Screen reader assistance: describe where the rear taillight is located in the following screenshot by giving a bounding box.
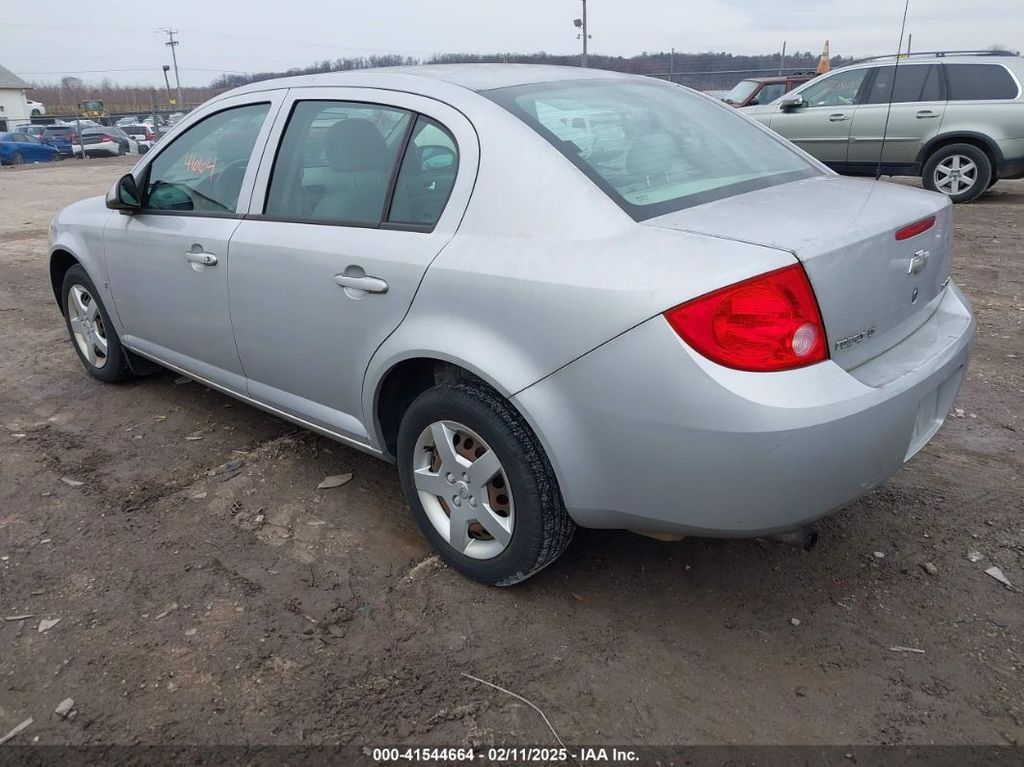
[664,264,828,372]
[101,136,113,143]
[146,132,156,141]
[895,216,936,241]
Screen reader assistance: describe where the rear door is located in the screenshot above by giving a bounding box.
[848,64,946,168]
[104,93,283,393]
[228,87,478,443]
[768,67,872,164]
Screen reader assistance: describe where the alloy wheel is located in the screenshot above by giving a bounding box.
[412,420,514,560]
[67,284,108,369]
[933,154,977,197]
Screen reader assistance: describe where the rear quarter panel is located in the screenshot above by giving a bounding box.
[363,95,796,436]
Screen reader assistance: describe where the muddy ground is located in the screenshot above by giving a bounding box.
[0,158,1021,749]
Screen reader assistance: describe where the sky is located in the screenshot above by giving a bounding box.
[2,0,1021,87]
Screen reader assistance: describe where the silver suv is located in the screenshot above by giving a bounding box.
[744,51,1024,203]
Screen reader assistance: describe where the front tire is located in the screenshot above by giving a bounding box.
[922,143,991,203]
[61,265,132,383]
[11,152,24,165]
[397,380,575,586]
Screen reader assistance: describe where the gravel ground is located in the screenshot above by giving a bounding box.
[0,158,1021,748]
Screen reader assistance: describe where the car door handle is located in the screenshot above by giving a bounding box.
[333,274,388,294]
[828,113,850,122]
[185,251,218,266]
[916,110,939,119]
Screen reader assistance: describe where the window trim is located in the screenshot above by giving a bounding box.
[258,98,460,234]
[137,100,273,220]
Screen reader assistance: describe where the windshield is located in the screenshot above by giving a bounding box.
[722,79,760,105]
[484,79,819,220]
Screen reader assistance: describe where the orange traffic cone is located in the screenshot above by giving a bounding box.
[816,39,831,74]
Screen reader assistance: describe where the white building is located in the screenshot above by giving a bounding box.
[0,64,32,131]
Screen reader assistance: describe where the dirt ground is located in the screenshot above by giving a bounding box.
[0,157,1021,749]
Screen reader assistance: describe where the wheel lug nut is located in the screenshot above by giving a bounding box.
[452,497,462,507]
[462,473,469,482]
[445,473,454,484]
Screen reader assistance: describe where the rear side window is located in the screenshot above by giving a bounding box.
[387,116,459,227]
[946,64,1019,100]
[864,64,943,104]
[144,103,269,214]
[484,79,819,220]
[265,101,412,226]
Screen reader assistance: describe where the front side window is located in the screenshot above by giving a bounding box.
[265,101,412,226]
[485,79,819,220]
[946,64,1019,101]
[797,68,870,107]
[144,103,269,214]
[864,64,942,104]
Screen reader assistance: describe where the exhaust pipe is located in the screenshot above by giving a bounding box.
[769,525,819,551]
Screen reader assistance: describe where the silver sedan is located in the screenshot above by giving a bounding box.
[49,65,974,585]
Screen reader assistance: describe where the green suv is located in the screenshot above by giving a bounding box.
[743,51,1024,202]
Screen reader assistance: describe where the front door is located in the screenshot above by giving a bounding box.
[228,88,477,443]
[768,67,872,165]
[104,95,282,392]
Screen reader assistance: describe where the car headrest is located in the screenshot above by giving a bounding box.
[323,118,389,173]
[625,132,678,179]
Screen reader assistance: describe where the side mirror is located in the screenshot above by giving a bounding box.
[779,95,804,112]
[106,173,142,212]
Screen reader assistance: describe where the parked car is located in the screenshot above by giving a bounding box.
[27,99,46,116]
[722,73,816,107]
[744,51,1024,202]
[49,65,974,585]
[14,124,47,140]
[0,131,58,164]
[109,125,142,154]
[79,128,125,157]
[40,125,81,158]
[119,124,158,154]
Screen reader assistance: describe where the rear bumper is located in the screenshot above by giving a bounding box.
[514,283,974,536]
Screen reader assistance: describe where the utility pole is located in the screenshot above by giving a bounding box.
[161,29,183,108]
[670,47,675,83]
[779,40,786,75]
[581,0,588,67]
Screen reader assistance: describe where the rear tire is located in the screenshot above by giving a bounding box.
[397,379,575,586]
[11,152,24,165]
[922,143,991,203]
[61,265,132,383]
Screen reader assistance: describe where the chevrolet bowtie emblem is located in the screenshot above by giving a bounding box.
[908,250,930,276]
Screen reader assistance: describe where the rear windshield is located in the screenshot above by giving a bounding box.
[484,79,819,220]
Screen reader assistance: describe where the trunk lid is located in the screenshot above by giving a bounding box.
[643,175,953,370]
